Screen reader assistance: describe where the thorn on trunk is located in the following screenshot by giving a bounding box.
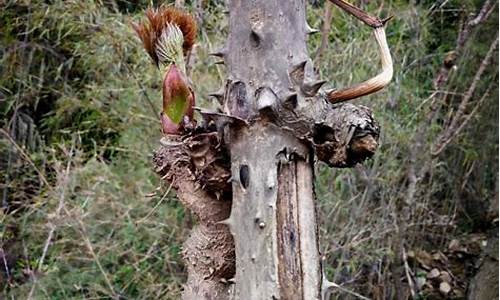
[214,60,225,65]
[209,48,227,58]
[289,61,307,85]
[283,92,298,110]
[256,87,278,119]
[218,217,233,227]
[196,109,247,135]
[325,88,337,96]
[301,80,326,96]
[226,81,250,119]
[306,22,319,34]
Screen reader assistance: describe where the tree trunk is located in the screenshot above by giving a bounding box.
[222,1,322,298]
[228,123,321,299]
[153,0,383,298]
[221,1,379,299]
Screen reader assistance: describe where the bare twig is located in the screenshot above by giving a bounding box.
[202,28,224,83]
[467,0,495,27]
[452,82,495,141]
[434,0,496,90]
[136,181,174,224]
[36,152,72,270]
[28,142,74,299]
[406,1,497,204]
[323,280,371,300]
[0,247,10,281]
[111,39,158,117]
[2,114,16,209]
[75,216,118,299]
[460,161,476,191]
[402,247,416,297]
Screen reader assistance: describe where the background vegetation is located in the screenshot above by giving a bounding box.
[1,0,498,299]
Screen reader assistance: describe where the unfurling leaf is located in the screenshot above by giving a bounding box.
[133,6,197,135]
[132,6,197,67]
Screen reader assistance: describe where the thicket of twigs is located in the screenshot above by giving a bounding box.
[1,0,498,299]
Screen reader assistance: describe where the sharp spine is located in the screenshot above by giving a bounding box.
[302,80,326,96]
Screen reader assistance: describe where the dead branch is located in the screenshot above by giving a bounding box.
[406,0,497,205]
[402,247,416,298]
[434,0,497,90]
[328,0,385,28]
[468,0,496,26]
[314,1,333,61]
[326,0,393,103]
[432,33,498,156]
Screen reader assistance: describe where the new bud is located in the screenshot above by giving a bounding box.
[161,64,195,134]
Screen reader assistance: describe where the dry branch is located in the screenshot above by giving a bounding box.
[434,0,496,90]
[314,1,333,60]
[406,0,497,205]
[326,0,393,103]
[328,0,385,28]
[432,33,499,156]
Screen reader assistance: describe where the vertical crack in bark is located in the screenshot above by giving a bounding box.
[229,123,318,299]
[296,159,321,300]
[277,156,303,299]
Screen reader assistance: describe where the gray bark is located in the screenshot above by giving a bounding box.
[467,232,499,300]
[227,123,321,299]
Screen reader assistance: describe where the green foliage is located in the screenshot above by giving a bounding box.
[1,0,497,299]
